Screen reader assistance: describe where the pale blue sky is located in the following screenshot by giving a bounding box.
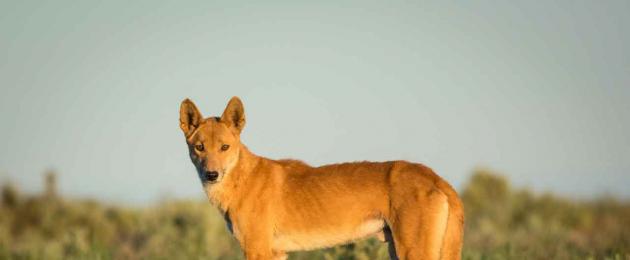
[1,1,629,204]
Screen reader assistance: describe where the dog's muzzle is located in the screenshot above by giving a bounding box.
[203,171,219,183]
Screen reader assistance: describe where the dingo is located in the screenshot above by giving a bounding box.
[179,97,464,260]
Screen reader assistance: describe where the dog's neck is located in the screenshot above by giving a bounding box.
[204,143,262,212]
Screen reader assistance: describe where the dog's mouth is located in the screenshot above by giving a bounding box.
[202,171,220,183]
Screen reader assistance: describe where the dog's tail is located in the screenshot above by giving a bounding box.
[437,181,464,260]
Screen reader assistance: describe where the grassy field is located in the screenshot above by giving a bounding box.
[1,169,629,259]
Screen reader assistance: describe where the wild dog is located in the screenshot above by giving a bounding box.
[179,97,464,260]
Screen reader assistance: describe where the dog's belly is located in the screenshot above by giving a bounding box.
[272,219,385,252]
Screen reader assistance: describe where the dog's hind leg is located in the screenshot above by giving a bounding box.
[437,182,464,260]
[383,224,399,260]
[388,187,449,260]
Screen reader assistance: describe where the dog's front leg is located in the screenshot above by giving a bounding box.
[243,249,285,260]
[241,235,273,260]
[236,219,275,260]
[271,251,287,260]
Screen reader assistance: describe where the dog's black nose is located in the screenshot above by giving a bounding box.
[204,171,219,182]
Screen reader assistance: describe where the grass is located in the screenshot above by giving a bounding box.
[1,169,629,259]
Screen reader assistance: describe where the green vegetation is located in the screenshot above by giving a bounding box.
[1,169,629,259]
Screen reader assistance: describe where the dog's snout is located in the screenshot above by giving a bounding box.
[204,171,219,182]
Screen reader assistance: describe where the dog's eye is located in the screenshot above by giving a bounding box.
[221,144,230,151]
[195,143,204,152]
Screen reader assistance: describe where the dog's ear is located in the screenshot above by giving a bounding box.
[221,96,246,134]
[180,98,203,137]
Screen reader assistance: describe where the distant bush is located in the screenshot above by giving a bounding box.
[461,168,630,259]
[0,169,628,259]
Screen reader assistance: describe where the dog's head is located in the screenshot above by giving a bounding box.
[179,97,245,185]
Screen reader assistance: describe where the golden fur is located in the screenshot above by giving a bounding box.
[179,97,464,260]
